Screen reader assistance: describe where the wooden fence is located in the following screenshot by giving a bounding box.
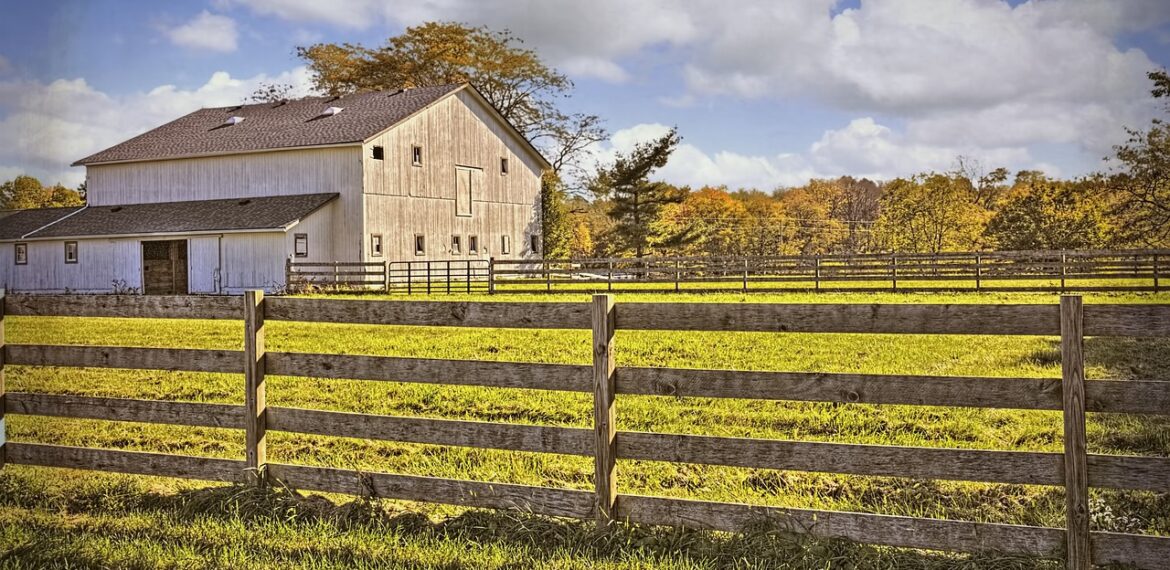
[2,292,1170,569]
[288,249,1169,295]
[491,249,1170,294]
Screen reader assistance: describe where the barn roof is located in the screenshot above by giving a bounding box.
[73,84,465,166]
[0,206,85,240]
[15,193,337,240]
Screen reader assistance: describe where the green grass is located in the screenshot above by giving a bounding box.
[2,288,1168,568]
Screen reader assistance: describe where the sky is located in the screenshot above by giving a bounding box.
[1,0,1169,191]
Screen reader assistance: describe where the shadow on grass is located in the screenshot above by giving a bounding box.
[0,471,1068,570]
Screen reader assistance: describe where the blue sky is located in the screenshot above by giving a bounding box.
[1,0,1169,190]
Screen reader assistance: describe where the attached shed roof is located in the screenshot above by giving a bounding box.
[0,207,85,240]
[17,193,338,240]
[73,84,464,166]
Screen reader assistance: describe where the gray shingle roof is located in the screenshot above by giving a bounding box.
[21,193,338,239]
[73,84,465,166]
[0,207,85,240]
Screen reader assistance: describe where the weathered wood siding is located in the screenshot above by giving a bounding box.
[84,147,363,262]
[2,203,334,294]
[2,239,142,293]
[362,90,543,261]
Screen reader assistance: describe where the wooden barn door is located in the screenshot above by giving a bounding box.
[142,240,188,295]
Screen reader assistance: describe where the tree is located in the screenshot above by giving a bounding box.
[540,172,573,259]
[1,175,85,209]
[570,220,594,258]
[249,82,295,103]
[873,173,990,253]
[1108,71,1170,247]
[296,22,606,179]
[590,128,688,257]
[656,187,748,257]
[986,175,1114,250]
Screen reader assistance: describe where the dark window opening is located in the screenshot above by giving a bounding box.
[371,234,383,257]
[530,234,540,254]
[469,235,479,255]
[372,146,384,160]
[64,241,78,264]
[412,145,423,166]
[14,243,28,265]
[451,235,462,254]
[500,157,509,175]
[414,234,426,256]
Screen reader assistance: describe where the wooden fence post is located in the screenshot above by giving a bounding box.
[742,258,749,292]
[591,294,617,523]
[546,260,552,292]
[284,258,292,291]
[244,290,267,485]
[675,259,681,293]
[891,255,898,291]
[1060,252,1067,291]
[0,289,6,471]
[607,260,614,292]
[384,262,390,293]
[488,257,496,295]
[814,256,821,291]
[1153,253,1160,293]
[975,254,982,291]
[1060,295,1090,570]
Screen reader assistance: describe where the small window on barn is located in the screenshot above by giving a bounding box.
[371,234,383,257]
[530,234,541,255]
[294,234,308,258]
[469,235,479,255]
[501,235,511,255]
[414,234,426,256]
[412,145,423,166]
[64,241,78,264]
[371,146,384,160]
[451,235,462,254]
[15,243,28,265]
[500,157,509,175]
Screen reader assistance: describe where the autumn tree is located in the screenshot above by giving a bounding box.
[540,172,573,258]
[296,22,606,179]
[873,173,990,253]
[590,128,689,257]
[1,175,85,210]
[986,175,1114,250]
[249,82,295,103]
[657,187,748,257]
[1108,69,1170,247]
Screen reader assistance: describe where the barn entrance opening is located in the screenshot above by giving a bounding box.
[142,240,188,295]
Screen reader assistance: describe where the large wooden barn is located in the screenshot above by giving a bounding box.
[0,83,548,294]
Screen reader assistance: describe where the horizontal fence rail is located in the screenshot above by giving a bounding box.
[487,249,1170,295]
[2,291,1170,569]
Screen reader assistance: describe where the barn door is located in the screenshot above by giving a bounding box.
[455,166,478,217]
[142,240,188,295]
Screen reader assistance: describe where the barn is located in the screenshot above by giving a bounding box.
[0,83,548,294]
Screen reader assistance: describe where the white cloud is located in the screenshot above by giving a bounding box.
[600,119,1041,191]
[166,11,239,53]
[0,54,11,75]
[0,67,314,186]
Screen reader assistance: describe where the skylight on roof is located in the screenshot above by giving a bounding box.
[224,116,245,126]
[319,106,344,117]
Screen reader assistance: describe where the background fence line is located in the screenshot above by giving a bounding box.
[2,293,1170,568]
[287,248,1170,295]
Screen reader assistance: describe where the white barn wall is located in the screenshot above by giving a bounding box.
[86,147,363,261]
[6,239,141,293]
[361,90,543,262]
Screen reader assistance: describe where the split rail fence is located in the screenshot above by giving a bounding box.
[287,249,1169,295]
[2,292,1170,569]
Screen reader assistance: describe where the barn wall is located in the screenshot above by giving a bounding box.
[2,238,142,293]
[361,90,543,261]
[85,147,362,261]
[188,236,221,294]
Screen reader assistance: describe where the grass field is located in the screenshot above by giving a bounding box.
[2,288,1168,569]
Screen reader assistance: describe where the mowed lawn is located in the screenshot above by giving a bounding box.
[2,289,1168,569]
